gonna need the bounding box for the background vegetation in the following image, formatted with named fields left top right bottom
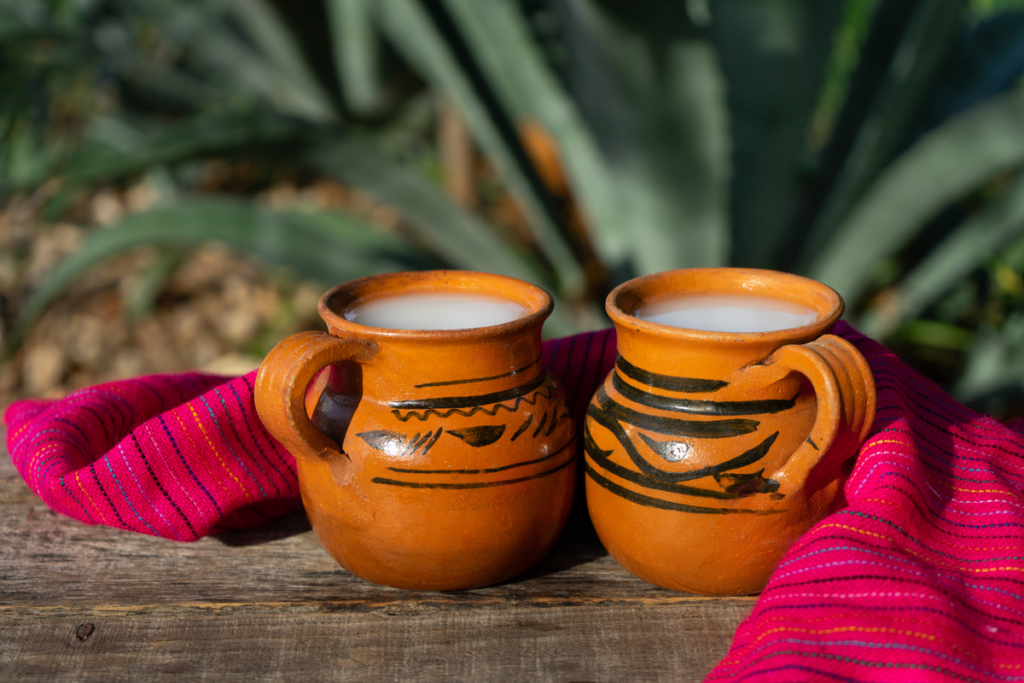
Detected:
left=4, top=0, right=1024, bottom=414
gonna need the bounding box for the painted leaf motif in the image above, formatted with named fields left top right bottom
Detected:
left=712, top=469, right=778, bottom=497
left=638, top=432, right=691, bottom=463
left=446, top=425, right=506, bottom=447
left=356, top=430, right=407, bottom=452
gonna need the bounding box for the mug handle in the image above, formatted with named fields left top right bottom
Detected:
left=732, top=334, right=876, bottom=498
left=255, top=331, right=377, bottom=462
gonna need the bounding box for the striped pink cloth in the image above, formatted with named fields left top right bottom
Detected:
left=708, top=324, right=1024, bottom=681
left=3, top=330, right=616, bottom=540
left=8, top=323, right=1024, bottom=680
left=4, top=373, right=301, bottom=539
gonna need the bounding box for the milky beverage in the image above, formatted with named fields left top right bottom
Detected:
left=345, top=292, right=528, bottom=330
left=635, top=293, right=818, bottom=333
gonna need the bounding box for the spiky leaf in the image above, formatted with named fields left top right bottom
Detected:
left=9, top=198, right=429, bottom=351
left=809, top=83, right=1024, bottom=305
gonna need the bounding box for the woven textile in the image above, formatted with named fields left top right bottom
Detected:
left=3, top=329, right=616, bottom=540
left=708, top=325, right=1024, bottom=681
left=4, top=373, right=301, bottom=540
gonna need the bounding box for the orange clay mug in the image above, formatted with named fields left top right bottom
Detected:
left=584, top=268, right=875, bottom=595
left=255, top=271, right=576, bottom=590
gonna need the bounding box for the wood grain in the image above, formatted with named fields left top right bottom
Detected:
left=0, top=428, right=754, bottom=681
left=3, top=604, right=750, bottom=682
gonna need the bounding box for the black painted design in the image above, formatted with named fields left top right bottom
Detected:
left=420, top=428, right=444, bottom=455
left=584, top=461, right=779, bottom=515
left=390, top=373, right=546, bottom=411
left=387, top=438, right=574, bottom=475
left=595, top=386, right=759, bottom=438
left=613, top=372, right=797, bottom=416
left=357, top=430, right=407, bottom=453
left=510, top=415, right=533, bottom=442
left=586, top=357, right=799, bottom=513
left=583, top=423, right=742, bottom=500
left=374, top=367, right=573, bottom=490
left=447, top=425, right=506, bottom=447
left=399, top=432, right=423, bottom=457
left=588, top=405, right=780, bottom=487
left=532, top=411, right=548, bottom=438
left=712, top=469, right=778, bottom=496
left=373, top=454, right=575, bottom=489
left=638, top=433, right=691, bottom=463
left=414, top=357, right=541, bottom=388
left=358, top=429, right=447, bottom=457
left=807, top=437, right=819, bottom=451
left=584, top=424, right=783, bottom=506
left=412, top=431, right=437, bottom=454
left=545, top=408, right=560, bottom=437
left=392, top=378, right=557, bottom=422
left=616, top=355, right=727, bottom=393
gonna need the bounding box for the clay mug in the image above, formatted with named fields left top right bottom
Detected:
left=255, top=271, right=576, bottom=590
left=584, top=268, right=875, bottom=595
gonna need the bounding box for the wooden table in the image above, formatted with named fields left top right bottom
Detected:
left=0, top=431, right=753, bottom=682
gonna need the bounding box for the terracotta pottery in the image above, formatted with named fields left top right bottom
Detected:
left=584, top=268, right=876, bottom=595
left=255, top=271, right=576, bottom=590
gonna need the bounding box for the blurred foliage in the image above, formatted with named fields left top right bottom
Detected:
left=5, top=0, right=1024, bottom=413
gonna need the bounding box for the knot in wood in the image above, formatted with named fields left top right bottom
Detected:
left=75, top=623, right=95, bottom=641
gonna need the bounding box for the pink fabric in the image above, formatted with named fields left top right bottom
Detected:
left=3, top=330, right=616, bottom=541
left=708, top=325, right=1024, bottom=681
left=4, top=373, right=301, bottom=540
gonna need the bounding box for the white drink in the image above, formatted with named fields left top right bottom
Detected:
left=635, top=294, right=818, bottom=333
left=345, top=292, right=528, bottom=330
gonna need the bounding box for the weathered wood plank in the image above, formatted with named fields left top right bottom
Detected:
left=1, top=446, right=16, bottom=479
left=0, top=446, right=37, bottom=506
left=0, top=603, right=748, bottom=682
left=0, top=497, right=753, bottom=610
left=0, top=426, right=752, bottom=681
left=0, top=429, right=744, bottom=611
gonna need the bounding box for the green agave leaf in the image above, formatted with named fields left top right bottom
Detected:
left=860, top=172, right=1024, bottom=338
left=125, top=249, right=188, bottom=318
left=114, top=59, right=224, bottom=110
left=62, top=111, right=299, bottom=185
left=44, top=111, right=300, bottom=218
left=326, top=0, right=386, bottom=116
left=1, top=125, right=61, bottom=191
left=953, top=321, right=1024, bottom=401
left=796, top=0, right=967, bottom=270
left=79, top=4, right=221, bottom=110
left=301, top=139, right=538, bottom=280
left=134, top=0, right=336, bottom=123
left=9, top=198, right=427, bottom=353
left=558, top=0, right=730, bottom=274
left=301, top=137, right=580, bottom=336
left=710, top=0, right=846, bottom=268
left=439, top=0, right=625, bottom=266
left=808, top=83, right=1024, bottom=305
left=374, top=0, right=586, bottom=298
left=914, top=9, right=1024, bottom=128
left=899, top=318, right=975, bottom=351
left=227, top=0, right=338, bottom=122
left=193, top=26, right=334, bottom=124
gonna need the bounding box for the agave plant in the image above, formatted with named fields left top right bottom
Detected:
left=6, top=0, right=1024, bottom=403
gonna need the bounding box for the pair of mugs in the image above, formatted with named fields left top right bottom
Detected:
left=255, top=269, right=875, bottom=595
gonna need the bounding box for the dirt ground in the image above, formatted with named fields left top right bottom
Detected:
left=0, top=181, right=355, bottom=412
left=0, top=141, right=543, bottom=416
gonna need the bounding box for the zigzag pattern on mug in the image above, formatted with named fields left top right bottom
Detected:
left=391, top=383, right=559, bottom=422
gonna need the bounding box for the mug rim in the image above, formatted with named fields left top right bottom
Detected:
left=318, top=270, right=554, bottom=340
left=606, top=267, right=844, bottom=343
